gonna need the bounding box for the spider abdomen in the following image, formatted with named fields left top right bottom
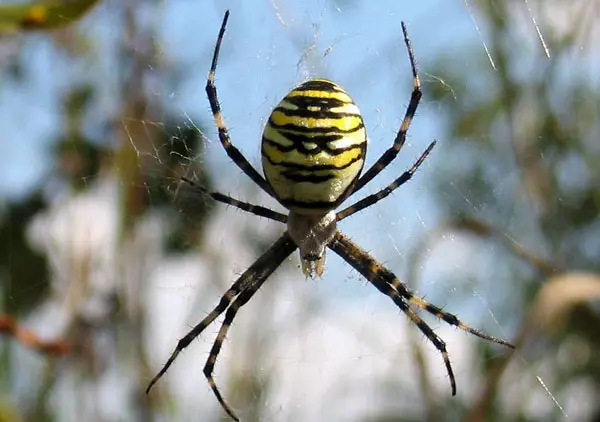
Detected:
left=262, top=79, right=367, bottom=213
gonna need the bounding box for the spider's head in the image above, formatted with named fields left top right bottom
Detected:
left=287, top=210, right=337, bottom=278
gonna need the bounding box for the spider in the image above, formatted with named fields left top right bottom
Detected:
left=146, top=10, right=515, bottom=421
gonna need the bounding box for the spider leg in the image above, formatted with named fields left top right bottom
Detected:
left=206, top=11, right=276, bottom=199
left=351, top=22, right=422, bottom=194
left=329, top=231, right=456, bottom=394
left=204, top=270, right=276, bottom=421
left=329, top=232, right=514, bottom=395
left=388, top=275, right=515, bottom=348
left=180, top=177, right=287, bottom=223
left=204, top=233, right=296, bottom=421
left=146, top=232, right=297, bottom=399
left=331, top=232, right=515, bottom=347
left=337, top=141, right=435, bottom=221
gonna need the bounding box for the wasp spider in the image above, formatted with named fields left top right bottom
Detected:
left=146, top=10, right=515, bottom=421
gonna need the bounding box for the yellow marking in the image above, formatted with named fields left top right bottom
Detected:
left=326, top=133, right=365, bottom=150
left=263, top=128, right=294, bottom=148
left=409, top=296, right=428, bottom=309
left=263, top=160, right=364, bottom=208
left=270, top=110, right=362, bottom=132
left=367, top=261, right=379, bottom=276
left=287, top=89, right=352, bottom=102
left=213, top=111, right=226, bottom=131
left=277, top=99, right=361, bottom=116
left=264, top=124, right=365, bottom=152
left=413, top=75, right=421, bottom=89
left=262, top=142, right=362, bottom=168
left=398, top=115, right=413, bottom=136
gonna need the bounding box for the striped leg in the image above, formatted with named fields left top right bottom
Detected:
left=336, top=141, right=435, bottom=221
left=146, top=233, right=297, bottom=402
left=206, top=11, right=275, bottom=199
left=203, top=233, right=296, bottom=421
left=352, top=21, right=422, bottom=194
left=329, top=231, right=514, bottom=395
left=204, top=273, right=274, bottom=421
left=180, top=177, right=287, bottom=223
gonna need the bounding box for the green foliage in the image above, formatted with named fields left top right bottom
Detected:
left=0, top=0, right=99, bottom=32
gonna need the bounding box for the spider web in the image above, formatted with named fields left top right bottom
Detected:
left=2, top=0, right=598, bottom=421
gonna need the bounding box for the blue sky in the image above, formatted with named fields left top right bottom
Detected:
left=0, top=0, right=484, bottom=199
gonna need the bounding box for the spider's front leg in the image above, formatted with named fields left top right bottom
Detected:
left=205, top=10, right=276, bottom=199
left=352, top=21, right=423, bottom=194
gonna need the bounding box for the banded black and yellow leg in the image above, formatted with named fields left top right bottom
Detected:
left=331, top=232, right=515, bottom=347
left=145, top=280, right=240, bottom=395
left=329, top=231, right=457, bottom=394
left=337, top=140, right=436, bottom=221
left=386, top=276, right=514, bottom=348
left=352, top=21, right=422, bottom=194
left=206, top=10, right=276, bottom=199
left=146, top=233, right=297, bottom=398
left=203, top=233, right=297, bottom=421
left=329, top=232, right=514, bottom=395
left=181, top=177, right=287, bottom=223
left=204, top=275, right=269, bottom=421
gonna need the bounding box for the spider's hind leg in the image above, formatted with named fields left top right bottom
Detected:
left=146, top=233, right=297, bottom=421
left=329, top=232, right=514, bottom=396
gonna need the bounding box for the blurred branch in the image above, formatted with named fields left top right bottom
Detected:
left=466, top=272, right=600, bottom=422
left=409, top=216, right=559, bottom=279
left=0, top=314, right=69, bottom=356
left=451, top=216, right=559, bottom=276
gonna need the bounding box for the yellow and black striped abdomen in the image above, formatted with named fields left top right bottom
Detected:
left=262, top=79, right=367, bottom=213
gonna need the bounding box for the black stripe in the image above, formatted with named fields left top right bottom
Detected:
left=280, top=172, right=336, bottom=183
left=294, top=80, right=340, bottom=92
left=284, top=95, right=350, bottom=110
left=279, top=198, right=338, bottom=210
left=263, top=136, right=364, bottom=156
left=276, top=178, right=362, bottom=210
left=277, top=132, right=343, bottom=145
left=262, top=149, right=364, bottom=170
left=263, top=137, right=321, bottom=155
left=273, top=106, right=361, bottom=120
left=268, top=118, right=364, bottom=134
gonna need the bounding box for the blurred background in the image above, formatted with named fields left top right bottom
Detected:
left=0, top=0, right=599, bottom=421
